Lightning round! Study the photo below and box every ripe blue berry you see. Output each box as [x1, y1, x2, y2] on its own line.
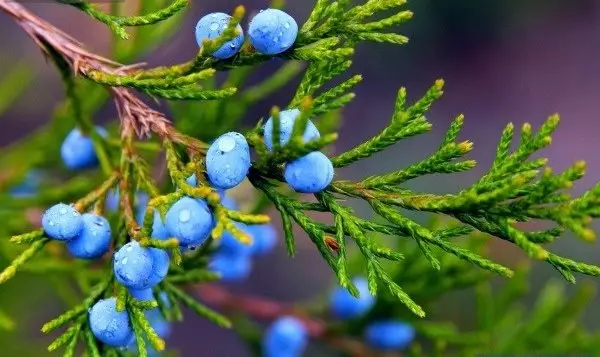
[61, 126, 107, 170]
[89, 297, 133, 347]
[218, 224, 254, 256]
[284, 152, 334, 193]
[263, 109, 320, 151]
[135, 192, 151, 224]
[249, 9, 298, 55]
[149, 210, 169, 240]
[114, 241, 153, 290]
[186, 174, 198, 187]
[147, 248, 170, 286]
[329, 276, 374, 319]
[206, 132, 251, 190]
[129, 287, 154, 302]
[263, 316, 308, 357]
[66, 213, 112, 259]
[209, 253, 252, 282]
[364, 320, 415, 351]
[248, 224, 277, 256]
[42, 203, 83, 241]
[195, 12, 244, 59]
[165, 197, 215, 248]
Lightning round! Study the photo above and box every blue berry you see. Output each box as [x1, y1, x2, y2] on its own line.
[218, 223, 254, 256]
[66, 213, 112, 259]
[150, 210, 170, 240]
[284, 152, 334, 193]
[249, 9, 298, 55]
[195, 12, 244, 59]
[166, 197, 215, 248]
[186, 174, 198, 187]
[129, 288, 154, 302]
[206, 132, 251, 190]
[135, 192, 151, 223]
[263, 316, 308, 357]
[61, 126, 107, 170]
[89, 298, 133, 347]
[105, 189, 120, 212]
[11, 171, 41, 198]
[147, 248, 170, 286]
[209, 253, 252, 282]
[247, 224, 277, 256]
[364, 320, 415, 351]
[330, 276, 374, 319]
[114, 241, 153, 290]
[42, 203, 84, 241]
[263, 109, 320, 151]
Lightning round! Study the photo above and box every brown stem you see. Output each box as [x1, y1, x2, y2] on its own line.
[0, 0, 204, 151]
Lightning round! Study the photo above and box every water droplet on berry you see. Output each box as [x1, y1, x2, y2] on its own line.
[279, 31, 283, 37]
[179, 209, 191, 223]
[212, 14, 217, 18]
[273, 37, 279, 43]
[59, 208, 67, 215]
[126, 246, 133, 252]
[121, 257, 128, 265]
[210, 22, 220, 31]
[218, 136, 236, 153]
[92, 230, 97, 237]
[260, 9, 264, 13]
[284, 22, 290, 29]
[49, 221, 55, 226]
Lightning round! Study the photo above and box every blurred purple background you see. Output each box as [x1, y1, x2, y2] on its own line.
[2, 1, 600, 356]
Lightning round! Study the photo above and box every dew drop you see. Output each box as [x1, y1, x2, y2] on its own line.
[260, 9, 264, 13]
[121, 257, 128, 265]
[218, 136, 236, 153]
[284, 22, 290, 29]
[230, 43, 236, 48]
[179, 209, 191, 223]
[49, 221, 55, 226]
[212, 14, 217, 18]
[126, 246, 133, 252]
[72, 211, 79, 216]
[92, 230, 98, 237]
[59, 208, 67, 215]
[210, 22, 220, 31]
[273, 37, 280, 43]
[279, 31, 283, 37]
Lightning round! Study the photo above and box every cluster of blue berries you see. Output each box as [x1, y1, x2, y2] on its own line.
[329, 276, 415, 351]
[261, 277, 415, 357]
[209, 193, 278, 281]
[88, 292, 171, 355]
[264, 109, 334, 193]
[42, 203, 112, 259]
[195, 8, 299, 59]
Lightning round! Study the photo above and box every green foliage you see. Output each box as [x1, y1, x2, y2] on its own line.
[0, 0, 599, 356]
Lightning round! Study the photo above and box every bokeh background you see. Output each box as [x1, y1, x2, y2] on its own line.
[1, 0, 600, 356]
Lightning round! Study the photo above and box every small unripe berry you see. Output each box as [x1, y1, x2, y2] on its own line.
[329, 276, 374, 319]
[247, 224, 277, 256]
[66, 213, 112, 259]
[263, 109, 320, 151]
[165, 197, 215, 248]
[195, 12, 244, 59]
[262, 316, 308, 357]
[42, 203, 83, 241]
[186, 174, 198, 187]
[364, 320, 415, 351]
[206, 132, 251, 190]
[249, 9, 298, 55]
[209, 253, 252, 282]
[284, 152, 334, 193]
[61, 126, 107, 170]
[114, 241, 154, 290]
[89, 297, 133, 347]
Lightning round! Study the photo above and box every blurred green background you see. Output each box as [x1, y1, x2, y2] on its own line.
[1, 1, 600, 355]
